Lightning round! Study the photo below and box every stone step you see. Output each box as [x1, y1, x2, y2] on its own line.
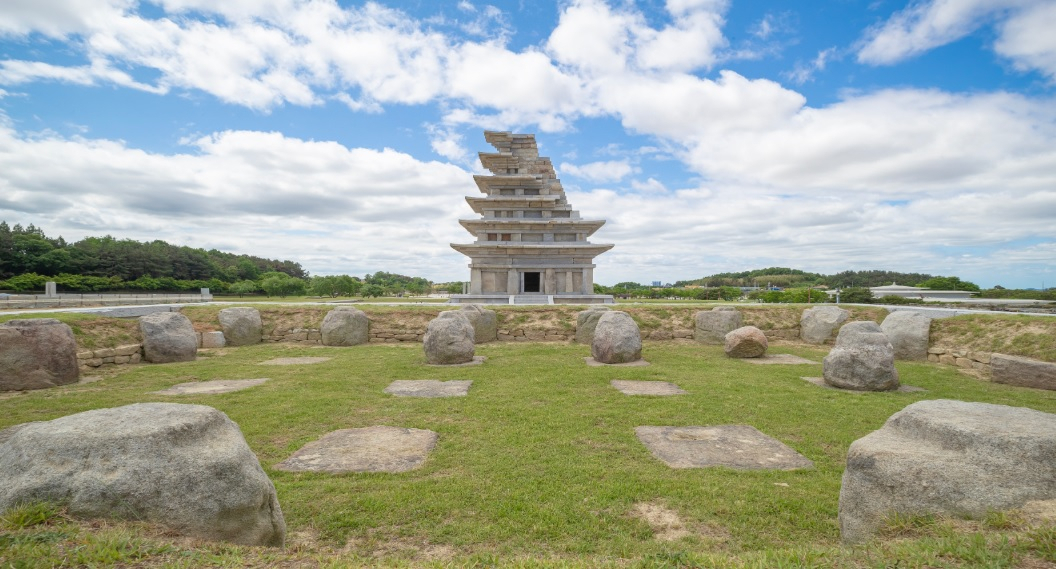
[513, 295, 552, 305]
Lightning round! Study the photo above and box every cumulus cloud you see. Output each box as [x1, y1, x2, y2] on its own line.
[559, 160, 635, 183]
[0, 123, 473, 277]
[857, 0, 1056, 81]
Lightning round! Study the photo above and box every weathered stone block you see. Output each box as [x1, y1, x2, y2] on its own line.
[991, 354, 1056, 391]
[0, 319, 80, 391]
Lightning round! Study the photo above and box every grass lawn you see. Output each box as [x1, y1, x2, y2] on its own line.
[2, 341, 1055, 567]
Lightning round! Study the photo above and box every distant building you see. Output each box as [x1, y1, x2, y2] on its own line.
[869, 283, 977, 300]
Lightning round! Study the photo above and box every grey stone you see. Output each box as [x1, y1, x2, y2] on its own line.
[0, 403, 285, 546]
[275, 426, 438, 473]
[743, 354, 818, 365]
[991, 354, 1056, 391]
[800, 306, 850, 344]
[152, 378, 269, 395]
[635, 425, 813, 470]
[591, 311, 642, 364]
[610, 380, 686, 395]
[823, 321, 900, 391]
[218, 308, 262, 346]
[423, 311, 475, 365]
[459, 304, 498, 343]
[201, 331, 226, 348]
[839, 399, 1056, 543]
[259, 357, 330, 365]
[575, 306, 611, 344]
[724, 326, 768, 358]
[0, 319, 79, 391]
[320, 307, 369, 346]
[694, 308, 742, 344]
[880, 311, 931, 360]
[384, 380, 472, 398]
[139, 312, 198, 364]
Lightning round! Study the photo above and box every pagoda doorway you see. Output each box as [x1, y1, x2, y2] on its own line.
[523, 272, 541, 293]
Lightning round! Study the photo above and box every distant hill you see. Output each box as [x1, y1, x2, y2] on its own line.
[674, 267, 937, 289]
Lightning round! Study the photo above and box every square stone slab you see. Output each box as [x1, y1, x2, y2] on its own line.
[152, 378, 269, 395]
[275, 426, 438, 473]
[426, 356, 486, 367]
[384, 380, 472, 398]
[585, 357, 650, 367]
[801, 377, 925, 393]
[742, 354, 818, 365]
[635, 425, 813, 470]
[259, 357, 331, 365]
[611, 380, 687, 396]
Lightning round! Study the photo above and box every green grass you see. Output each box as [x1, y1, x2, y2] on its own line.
[2, 341, 1055, 567]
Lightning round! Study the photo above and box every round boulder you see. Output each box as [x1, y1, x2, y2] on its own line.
[591, 311, 642, 364]
[140, 312, 198, 363]
[218, 307, 262, 346]
[459, 304, 498, 343]
[575, 306, 611, 344]
[823, 321, 899, 391]
[423, 311, 475, 365]
[321, 307, 370, 346]
[800, 306, 850, 344]
[0, 403, 286, 547]
[724, 326, 768, 358]
[694, 308, 742, 344]
[0, 319, 79, 391]
[879, 311, 932, 361]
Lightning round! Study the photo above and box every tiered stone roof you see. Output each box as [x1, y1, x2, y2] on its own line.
[450, 131, 614, 299]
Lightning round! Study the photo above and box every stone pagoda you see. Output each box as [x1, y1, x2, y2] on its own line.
[450, 131, 614, 305]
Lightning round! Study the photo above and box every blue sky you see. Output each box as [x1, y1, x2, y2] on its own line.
[1, 0, 1054, 288]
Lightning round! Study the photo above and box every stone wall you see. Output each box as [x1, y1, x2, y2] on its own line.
[77, 344, 143, 372]
[927, 347, 992, 376]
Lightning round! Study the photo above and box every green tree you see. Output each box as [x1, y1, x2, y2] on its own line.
[361, 284, 386, 298]
[229, 280, 260, 298]
[839, 287, 874, 303]
[261, 274, 307, 297]
[920, 276, 980, 292]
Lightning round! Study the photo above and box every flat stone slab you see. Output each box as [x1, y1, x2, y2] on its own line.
[259, 357, 331, 366]
[801, 377, 925, 393]
[635, 425, 813, 470]
[611, 380, 687, 396]
[741, 354, 818, 365]
[585, 357, 650, 367]
[425, 356, 486, 367]
[152, 378, 269, 395]
[274, 426, 438, 473]
[384, 380, 472, 398]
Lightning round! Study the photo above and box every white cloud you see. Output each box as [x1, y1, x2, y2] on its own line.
[857, 0, 1004, 65]
[0, 123, 474, 279]
[856, 0, 1056, 81]
[559, 160, 635, 183]
[994, 2, 1056, 81]
[785, 47, 837, 85]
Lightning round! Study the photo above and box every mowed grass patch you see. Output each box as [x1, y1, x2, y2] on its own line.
[2, 341, 1056, 566]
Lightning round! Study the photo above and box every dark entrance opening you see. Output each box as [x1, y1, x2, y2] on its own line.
[523, 272, 541, 293]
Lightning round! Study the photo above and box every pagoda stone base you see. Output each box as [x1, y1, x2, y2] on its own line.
[448, 294, 614, 306]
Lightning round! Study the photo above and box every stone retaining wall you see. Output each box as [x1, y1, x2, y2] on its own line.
[927, 347, 992, 375]
[77, 344, 143, 372]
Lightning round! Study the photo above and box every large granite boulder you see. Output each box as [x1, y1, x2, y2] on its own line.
[0, 319, 79, 391]
[459, 304, 498, 343]
[991, 354, 1056, 391]
[423, 311, 475, 365]
[880, 311, 931, 361]
[592, 311, 642, 364]
[724, 326, 768, 358]
[320, 307, 370, 346]
[800, 306, 850, 344]
[839, 400, 1056, 543]
[694, 308, 742, 344]
[139, 312, 198, 363]
[0, 403, 286, 547]
[575, 306, 611, 344]
[823, 321, 899, 391]
[218, 308, 262, 346]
